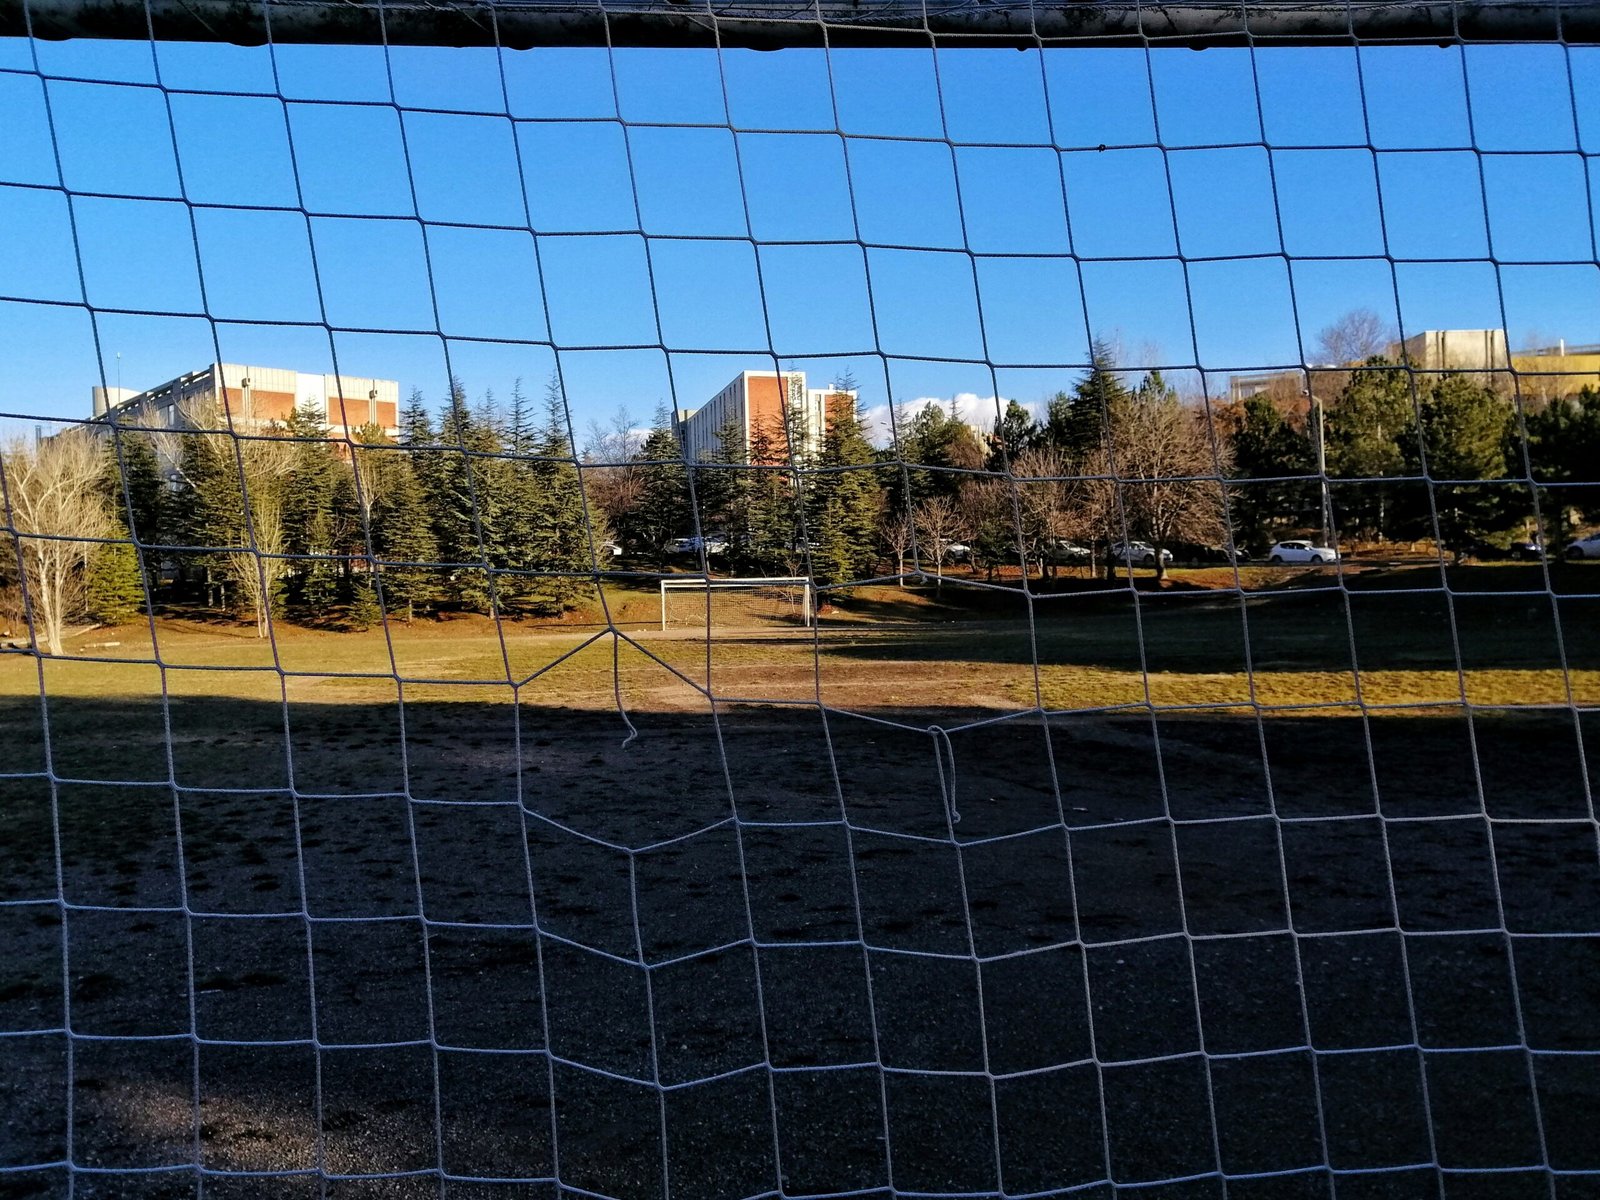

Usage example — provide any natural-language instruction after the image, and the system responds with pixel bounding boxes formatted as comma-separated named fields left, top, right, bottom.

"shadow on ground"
left=1, top=697, right=1597, bottom=1199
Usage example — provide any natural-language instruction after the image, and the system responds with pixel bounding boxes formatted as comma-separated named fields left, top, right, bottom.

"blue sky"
left=2, top=34, right=1598, bottom=443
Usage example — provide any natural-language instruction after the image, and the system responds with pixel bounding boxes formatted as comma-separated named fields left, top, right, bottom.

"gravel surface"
left=2, top=698, right=1597, bottom=1200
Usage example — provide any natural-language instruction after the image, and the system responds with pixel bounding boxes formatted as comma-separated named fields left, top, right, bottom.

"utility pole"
left=1305, top=380, right=1332, bottom=547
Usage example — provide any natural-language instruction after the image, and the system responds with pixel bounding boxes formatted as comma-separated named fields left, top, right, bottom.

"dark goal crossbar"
left=5, top=0, right=1597, bottom=50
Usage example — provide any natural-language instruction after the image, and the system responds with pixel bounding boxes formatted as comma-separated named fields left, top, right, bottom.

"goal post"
left=659, top=575, right=814, bottom=632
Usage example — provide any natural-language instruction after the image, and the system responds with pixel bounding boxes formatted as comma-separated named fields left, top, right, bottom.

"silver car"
left=1565, top=533, right=1600, bottom=561
left=1267, top=539, right=1339, bottom=565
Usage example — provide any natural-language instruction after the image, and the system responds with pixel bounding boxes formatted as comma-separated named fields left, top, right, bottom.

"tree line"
left=4, top=347, right=1598, bottom=650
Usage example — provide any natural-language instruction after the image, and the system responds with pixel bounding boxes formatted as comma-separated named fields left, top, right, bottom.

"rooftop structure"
left=91, top=362, right=401, bottom=440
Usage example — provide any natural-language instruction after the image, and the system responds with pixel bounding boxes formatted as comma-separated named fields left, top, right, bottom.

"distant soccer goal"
left=659, top=576, right=815, bottom=632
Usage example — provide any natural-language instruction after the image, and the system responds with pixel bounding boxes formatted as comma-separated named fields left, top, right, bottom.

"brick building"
left=91, top=362, right=400, bottom=440
left=678, top=370, right=858, bottom=466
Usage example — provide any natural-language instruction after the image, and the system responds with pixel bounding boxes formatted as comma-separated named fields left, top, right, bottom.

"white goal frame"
left=659, top=576, right=815, bottom=632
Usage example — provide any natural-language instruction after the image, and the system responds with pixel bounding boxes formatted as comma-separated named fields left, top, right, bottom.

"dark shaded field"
left=2, top=692, right=1598, bottom=1200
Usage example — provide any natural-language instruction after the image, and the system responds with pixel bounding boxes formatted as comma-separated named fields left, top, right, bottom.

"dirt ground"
left=2, top=581, right=1598, bottom=1199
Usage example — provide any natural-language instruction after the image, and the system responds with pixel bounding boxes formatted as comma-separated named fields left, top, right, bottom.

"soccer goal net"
left=2, top=1, right=1598, bottom=1197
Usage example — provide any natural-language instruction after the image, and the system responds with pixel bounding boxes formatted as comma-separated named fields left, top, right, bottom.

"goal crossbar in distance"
left=7, top=0, right=1596, bottom=49
left=660, top=576, right=814, bottom=632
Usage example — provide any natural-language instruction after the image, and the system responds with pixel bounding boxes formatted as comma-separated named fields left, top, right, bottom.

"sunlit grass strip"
left=1031, top=668, right=1600, bottom=712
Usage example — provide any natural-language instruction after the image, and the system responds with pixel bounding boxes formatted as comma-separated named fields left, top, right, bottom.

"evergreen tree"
left=505, top=378, right=535, bottom=458
left=1522, top=387, right=1600, bottom=530
left=988, top=399, right=1039, bottom=470
left=166, top=421, right=243, bottom=608
left=1411, top=374, right=1513, bottom=554
left=105, top=427, right=165, bottom=595
left=521, top=374, right=593, bottom=615
left=1324, top=358, right=1413, bottom=539
left=433, top=381, right=505, bottom=613
left=626, top=407, right=691, bottom=562
left=1046, top=338, right=1125, bottom=460
left=744, top=420, right=802, bottom=572
left=691, top=415, right=747, bottom=558
left=1230, top=391, right=1313, bottom=547
left=85, top=517, right=143, bottom=625
left=806, top=396, right=883, bottom=587
left=282, top=404, right=341, bottom=615
left=888, top=401, right=981, bottom=517
left=347, top=573, right=382, bottom=631
left=369, top=446, right=439, bottom=621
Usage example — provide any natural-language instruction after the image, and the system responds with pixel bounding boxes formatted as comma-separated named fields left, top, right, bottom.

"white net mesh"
left=1, top=3, right=1598, bottom=1197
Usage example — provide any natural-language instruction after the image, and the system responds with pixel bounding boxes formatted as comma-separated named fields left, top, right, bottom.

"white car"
left=943, top=542, right=972, bottom=563
left=1110, top=541, right=1172, bottom=567
left=1267, top=540, right=1339, bottom=565
left=669, top=535, right=729, bottom=557
left=1042, top=539, right=1091, bottom=564
left=1565, top=533, right=1600, bottom=561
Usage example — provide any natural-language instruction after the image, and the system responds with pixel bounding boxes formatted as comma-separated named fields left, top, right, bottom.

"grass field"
left=1, top=564, right=1597, bottom=1198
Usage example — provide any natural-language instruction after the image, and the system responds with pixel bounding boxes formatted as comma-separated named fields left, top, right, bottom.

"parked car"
left=943, top=542, right=972, bottom=563
left=1565, top=533, right=1600, bottom=561
left=668, top=534, right=729, bottom=557
left=1174, top=541, right=1249, bottom=565
left=1509, top=534, right=1544, bottom=561
left=1109, top=541, right=1173, bottom=567
left=1041, top=538, right=1092, bottom=564
left=1267, top=539, right=1339, bottom=565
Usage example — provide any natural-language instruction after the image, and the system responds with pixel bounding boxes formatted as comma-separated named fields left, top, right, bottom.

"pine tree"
left=85, top=517, right=143, bottom=625
left=1523, top=386, right=1600, bottom=530
left=369, top=446, right=439, bottom=621
left=282, top=404, right=341, bottom=616
left=1047, top=338, right=1126, bottom=460
left=1230, top=391, right=1313, bottom=546
left=433, top=381, right=504, bottom=613
left=988, top=399, right=1039, bottom=470
left=505, top=378, right=535, bottom=458
left=347, top=573, right=382, bottom=631
left=806, top=395, right=883, bottom=587
left=1412, top=374, right=1513, bottom=555
left=1325, top=358, right=1413, bottom=539
left=627, top=407, right=691, bottom=562
left=105, top=427, right=165, bottom=596
left=521, top=374, right=593, bottom=616
left=167, top=420, right=243, bottom=609
left=692, top=414, right=747, bottom=558
left=744, top=420, right=801, bottom=572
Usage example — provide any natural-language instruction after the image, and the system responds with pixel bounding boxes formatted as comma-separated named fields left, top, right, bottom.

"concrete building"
left=1390, top=329, right=1511, bottom=373
left=91, top=362, right=401, bottom=440
left=678, top=370, right=858, bottom=466
left=1229, top=329, right=1517, bottom=403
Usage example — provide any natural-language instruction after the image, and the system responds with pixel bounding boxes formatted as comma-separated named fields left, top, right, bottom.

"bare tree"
left=881, top=508, right=914, bottom=585
left=1083, top=379, right=1231, bottom=583
left=1315, top=308, right=1394, bottom=367
left=227, top=435, right=297, bottom=638
left=1012, top=446, right=1082, bottom=578
left=582, top=406, right=646, bottom=548
left=1, top=430, right=114, bottom=656
left=912, top=494, right=966, bottom=589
